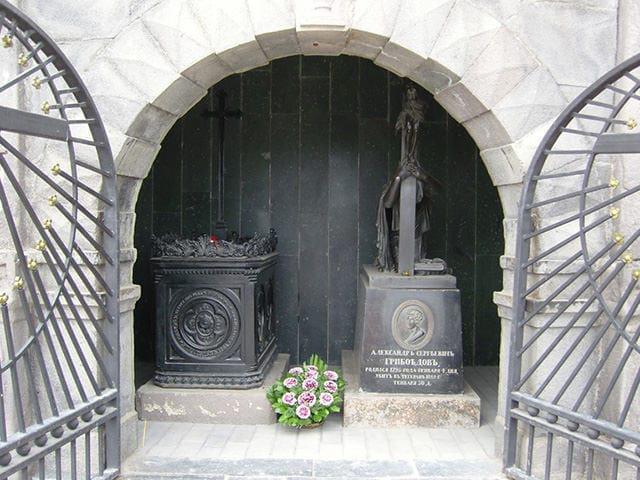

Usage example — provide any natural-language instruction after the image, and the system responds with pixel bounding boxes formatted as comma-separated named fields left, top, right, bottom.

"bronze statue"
left=375, top=84, right=438, bottom=272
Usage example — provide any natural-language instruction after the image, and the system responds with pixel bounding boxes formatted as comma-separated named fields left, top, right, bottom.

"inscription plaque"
left=354, top=265, right=464, bottom=394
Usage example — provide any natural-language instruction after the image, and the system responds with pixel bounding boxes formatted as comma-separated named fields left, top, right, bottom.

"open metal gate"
left=0, top=1, right=119, bottom=479
left=506, top=53, right=640, bottom=479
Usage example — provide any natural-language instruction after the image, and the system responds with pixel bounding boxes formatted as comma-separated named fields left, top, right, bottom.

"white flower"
left=283, top=377, right=298, bottom=388
left=324, top=370, right=339, bottom=381
left=296, top=404, right=311, bottom=419
left=302, top=378, right=319, bottom=390
left=282, top=392, right=297, bottom=406
left=319, top=392, right=334, bottom=406
left=324, top=380, right=338, bottom=393
left=288, top=367, right=303, bottom=375
left=298, top=391, right=317, bottom=406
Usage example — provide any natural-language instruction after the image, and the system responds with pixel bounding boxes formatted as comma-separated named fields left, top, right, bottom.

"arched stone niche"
left=30, top=0, right=576, bottom=459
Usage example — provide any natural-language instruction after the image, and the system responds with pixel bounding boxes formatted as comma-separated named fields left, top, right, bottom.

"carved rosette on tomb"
left=152, top=231, right=278, bottom=389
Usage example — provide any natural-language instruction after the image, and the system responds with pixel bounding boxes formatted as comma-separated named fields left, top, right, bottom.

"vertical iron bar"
left=611, top=458, right=619, bottom=480
left=565, top=441, right=574, bottom=480
left=526, top=425, right=535, bottom=476
left=98, top=425, right=105, bottom=476
left=1, top=304, right=26, bottom=433
left=544, top=433, right=553, bottom=480
left=55, top=448, right=61, bottom=480
left=85, top=432, right=90, bottom=480
left=71, top=439, right=77, bottom=480
left=0, top=364, right=6, bottom=442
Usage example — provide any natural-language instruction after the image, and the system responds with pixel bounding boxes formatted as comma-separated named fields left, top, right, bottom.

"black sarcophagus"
left=151, top=233, right=278, bottom=389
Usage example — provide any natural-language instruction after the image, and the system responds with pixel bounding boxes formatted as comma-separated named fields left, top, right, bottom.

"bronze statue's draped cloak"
left=375, top=84, right=434, bottom=272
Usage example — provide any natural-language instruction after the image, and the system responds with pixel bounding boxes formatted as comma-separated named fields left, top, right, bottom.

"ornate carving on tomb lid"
left=152, top=229, right=277, bottom=258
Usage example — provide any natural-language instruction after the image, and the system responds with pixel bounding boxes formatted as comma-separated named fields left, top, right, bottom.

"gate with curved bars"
left=506, top=53, right=640, bottom=479
left=0, top=1, right=119, bottom=479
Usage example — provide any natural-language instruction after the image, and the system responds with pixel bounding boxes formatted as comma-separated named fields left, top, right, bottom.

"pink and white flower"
left=305, top=365, right=318, bottom=373
left=288, top=367, right=303, bottom=375
left=324, top=380, right=338, bottom=393
left=305, top=369, right=319, bottom=379
left=296, top=404, right=311, bottom=419
left=302, top=378, right=318, bottom=390
left=324, top=370, right=339, bottom=381
left=282, top=392, right=297, bottom=406
left=319, top=392, right=334, bottom=406
left=298, top=391, right=317, bottom=406
left=283, top=377, right=298, bottom=389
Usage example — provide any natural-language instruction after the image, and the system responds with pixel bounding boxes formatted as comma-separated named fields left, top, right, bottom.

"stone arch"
left=84, top=0, right=569, bottom=457
left=89, top=0, right=566, bottom=193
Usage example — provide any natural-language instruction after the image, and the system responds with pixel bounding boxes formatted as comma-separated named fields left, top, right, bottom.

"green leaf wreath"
left=266, top=354, right=346, bottom=427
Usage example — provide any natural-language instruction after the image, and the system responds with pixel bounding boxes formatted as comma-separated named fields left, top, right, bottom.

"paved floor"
left=121, top=367, right=502, bottom=479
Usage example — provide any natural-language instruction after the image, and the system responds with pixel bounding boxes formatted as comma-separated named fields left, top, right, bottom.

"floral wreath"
left=266, top=354, right=346, bottom=427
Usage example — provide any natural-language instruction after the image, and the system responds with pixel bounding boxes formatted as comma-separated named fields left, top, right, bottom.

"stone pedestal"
left=342, top=351, right=480, bottom=428
left=152, top=253, right=278, bottom=389
left=354, top=265, right=464, bottom=394
left=136, top=354, right=289, bottom=424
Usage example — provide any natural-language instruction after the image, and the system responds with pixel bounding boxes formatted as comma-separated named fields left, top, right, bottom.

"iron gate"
left=506, top=53, right=640, bottom=479
left=0, top=1, right=119, bottom=479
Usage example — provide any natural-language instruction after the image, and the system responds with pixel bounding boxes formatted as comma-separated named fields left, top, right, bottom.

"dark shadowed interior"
left=132, top=56, right=504, bottom=386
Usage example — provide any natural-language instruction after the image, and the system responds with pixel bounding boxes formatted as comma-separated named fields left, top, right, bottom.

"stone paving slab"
left=121, top=458, right=502, bottom=479
left=123, top=368, right=502, bottom=478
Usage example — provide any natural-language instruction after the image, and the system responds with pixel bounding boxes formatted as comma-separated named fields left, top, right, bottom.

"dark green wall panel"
left=133, top=56, right=504, bottom=369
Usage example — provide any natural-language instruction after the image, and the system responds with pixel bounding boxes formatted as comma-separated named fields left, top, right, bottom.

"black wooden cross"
left=204, top=90, right=242, bottom=240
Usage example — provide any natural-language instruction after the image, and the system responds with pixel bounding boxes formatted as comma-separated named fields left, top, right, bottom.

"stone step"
left=120, top=457, right=503, bottom=479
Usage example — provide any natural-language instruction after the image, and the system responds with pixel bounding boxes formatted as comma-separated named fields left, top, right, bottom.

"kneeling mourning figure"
left=151, top=230, right=278, bottom=389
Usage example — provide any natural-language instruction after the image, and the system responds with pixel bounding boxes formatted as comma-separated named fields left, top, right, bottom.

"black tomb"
left=151, top=234, right=278, bottom=389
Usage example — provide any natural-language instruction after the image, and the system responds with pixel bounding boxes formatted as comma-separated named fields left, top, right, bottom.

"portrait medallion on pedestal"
left=391, top=299, right=434, bottom=351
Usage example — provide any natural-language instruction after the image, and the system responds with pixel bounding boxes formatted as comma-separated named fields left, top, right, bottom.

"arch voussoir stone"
left=374, top=0, right=453, bottom=77
left=435, top=27, right=540, bottom=125
left=248, top=0, right=300, bottom=60
left=408, top=0, right=501, bottom=93
left=189, top=0, right=268, bottom=72
left=344, top=0, right=401, bottom=59
left=141, top=0, right=234, bottom=88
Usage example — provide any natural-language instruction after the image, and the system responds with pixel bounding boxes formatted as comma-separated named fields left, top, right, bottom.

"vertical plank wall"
left=133, top=56, right=504, bottom=374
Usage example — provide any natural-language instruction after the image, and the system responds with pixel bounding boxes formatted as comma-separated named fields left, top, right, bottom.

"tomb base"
left=342, top=350, right=480, bottom=428
left=354, top=265, right=465, bottom=394
left=136, top=354, right=289, bottom=424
